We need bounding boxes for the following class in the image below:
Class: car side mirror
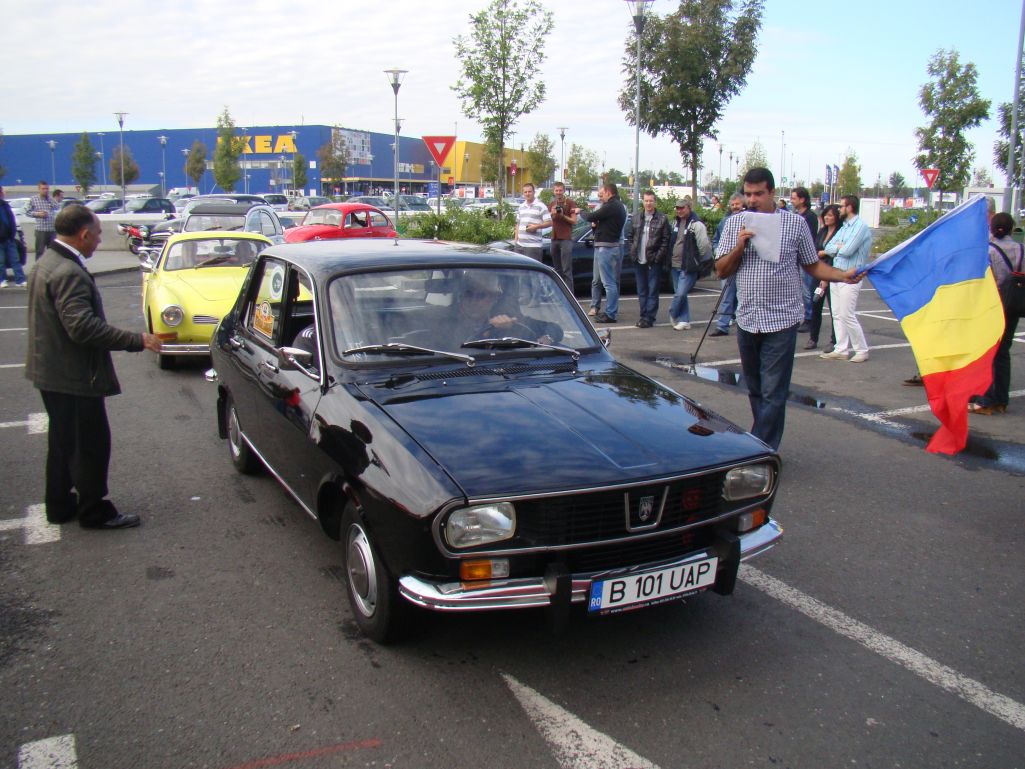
[278,346,317,378]
[597,328,611,348]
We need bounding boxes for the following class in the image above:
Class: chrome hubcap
[228,406,242,459]
[346,525,377,618]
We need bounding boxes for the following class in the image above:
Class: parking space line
[18,734,77,769]
[503,674,660,769]
[0,413,47,433]
[0,305,28,310]
[740,566,1025,732]
[0,363,26,369]
[1,327,28,332]
[0,504,59,545]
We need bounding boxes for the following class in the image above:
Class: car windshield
[162,238,267,271]
[328,267,595,363]
[302,209,344,227]
[184,214,246,232]
[399,196,430,210]
[263,195,287,205]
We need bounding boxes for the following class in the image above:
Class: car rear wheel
[226,394,260,474]
[341,503,411,644]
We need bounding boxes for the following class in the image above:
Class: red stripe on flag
[920,341,999,454]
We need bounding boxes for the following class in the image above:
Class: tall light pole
[557,126,568,185]
[46,140,57,185]
[181,148,189,188]
[718,144,723,196]
[97,132,106,190]
[384,67,407,245]
[157,135,168,197]
[114,111,128,205]
[625,0,654,224]
[240,129,249,194]
[289,130,298,194]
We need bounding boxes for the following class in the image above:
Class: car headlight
[161,305,184,327]
[445,502,516,549]
[723,464,774,501]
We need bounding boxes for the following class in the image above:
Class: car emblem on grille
[637,495,654,522]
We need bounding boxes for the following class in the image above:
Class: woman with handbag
[970,212,1023,415]
[805,204,841,350]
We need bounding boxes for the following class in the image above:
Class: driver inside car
[454,271,563,346]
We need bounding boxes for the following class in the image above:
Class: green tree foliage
[481,140,502,186]
[566,143,599,193]
[993,96,1024,184]
[620,0,763,202]
[317,127,350,193]
[971,166,993,187]
[71,132,97,196]
[837,150,861,196]
[109,145,139,187]
[914,49,990,198]
[605,168,629,185]
[888,171,907,197]
[738,141,768,180]
[809,180,824,199]
[213,107,242,192]
[403,208,513,243]
[292,153,308,191]
[525,133,556,187]
[186,141,207,188]
[452,0,553,201]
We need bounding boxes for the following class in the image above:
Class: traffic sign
[921,168,940,189]
[511,159,517,177]
[422,136,456,168]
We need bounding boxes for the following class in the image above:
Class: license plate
[587,556,718,613]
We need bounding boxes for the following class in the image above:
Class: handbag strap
[992,244,1025,276]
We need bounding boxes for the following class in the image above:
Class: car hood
[284,225,337,242]
[365,364,767,499]
[168,268,250,302]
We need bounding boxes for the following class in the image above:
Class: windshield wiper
[195,255,234,268]
[343,343,475,366]
[462,337,579,361]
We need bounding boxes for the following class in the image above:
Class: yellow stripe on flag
[900,270,1004,377]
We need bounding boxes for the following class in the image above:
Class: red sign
[447,176,454,185]
[511,159,517,177]
[422,135,456,167]
[921,168,940,189]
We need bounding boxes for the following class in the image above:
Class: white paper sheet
[742,212,781,264]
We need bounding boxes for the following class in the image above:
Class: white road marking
[18,734,77,769]
[0,362,26,369]
[0,305,28,309]
[503,673,660,769]
[0,504,60,544]
[0,413,47,433]
[0,327,28,332]
[740,566,1025,732]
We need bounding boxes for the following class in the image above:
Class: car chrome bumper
[160,344,211,356]
[398,519,782,612]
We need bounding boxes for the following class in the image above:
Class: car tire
[158,353,176,370]
[225,393,261,475]
[340,503,412,644]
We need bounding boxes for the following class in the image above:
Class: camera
[555,206,563,214]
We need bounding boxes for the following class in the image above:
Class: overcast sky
[2,0,1019,190]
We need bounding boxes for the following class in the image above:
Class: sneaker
[14,281,27,288]
[819,349,849,360]
[0,281,8,288]
[587,307,598,317]
[595,312,617,323]
[673,321,691,331]
[849,351,870,363]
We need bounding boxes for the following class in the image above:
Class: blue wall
[0,124,436,195]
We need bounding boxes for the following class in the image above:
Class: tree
[71,132,97,196]
[317,127,350,194]
[993,99,1025,186]
[809,180,824,199]
[109,145,139,187]
[481,139,502,186]
[971,166,993,187]
[914,49,990,202]
[186,141,207,189]
[619,0,763,202]
[836,150,861,196]
[525,133,556,187]
[213,107,242,192]
[292,153,308,191]
[452,0,554,201]
[566,143,599,193]
[605,168,628,185]
[738,141,768,180]
[888,171,906,197]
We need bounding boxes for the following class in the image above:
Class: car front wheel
[226,394,260,474]
[341,503,411,644]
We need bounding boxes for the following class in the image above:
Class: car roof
[257,238,546,281]
[187,202,259,215]
[308,202,384,213]
[166,231,272,246]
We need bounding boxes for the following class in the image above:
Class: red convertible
[283,203,396,243]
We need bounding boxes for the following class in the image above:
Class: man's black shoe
[796,321,810,333]
[804,339,818,350]
[636,318,653,328]
[709,328,728,337]
[595,313,617,323]
[80,512,141,530]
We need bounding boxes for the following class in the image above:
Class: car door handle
[229,336,243,349]
[260,360,279,374]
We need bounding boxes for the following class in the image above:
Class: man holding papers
[715,167,860,450]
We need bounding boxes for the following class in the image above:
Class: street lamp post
[718,144,723,196]
[158,135,168,197]
[384,67,408,245]
[240,129,249,194]
[625,0,654,224]
[97,132,106,191]
[557,126,568,185]
[46,140,57,185]
[289,130,298,195]
[114,111,128,205]
[181,148,189,188]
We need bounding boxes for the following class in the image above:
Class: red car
[283,203,396,243]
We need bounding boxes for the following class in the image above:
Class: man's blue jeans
[736,324,798,450]
[801,270,816,321]
[715,277,737,332]
[0,240,25,283]
[668,270,699,323]
[633,261,662,323]
[590,246,621,319]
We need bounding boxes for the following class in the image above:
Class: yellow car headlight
[161,305,184,327]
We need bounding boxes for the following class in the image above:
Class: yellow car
[142,231,271,369]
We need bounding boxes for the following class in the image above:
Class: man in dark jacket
[575,183,627,323]
[26,205,162,528]
[0,186,27,287]
[628,190,670,327]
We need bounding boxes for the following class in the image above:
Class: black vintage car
[208,240,782,642]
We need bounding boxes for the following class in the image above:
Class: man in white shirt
[514,183,548,262]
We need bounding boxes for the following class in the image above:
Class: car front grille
[192,315,220,325]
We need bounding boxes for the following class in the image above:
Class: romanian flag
[863,197,1004,454]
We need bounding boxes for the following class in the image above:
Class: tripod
[689,280,730,365]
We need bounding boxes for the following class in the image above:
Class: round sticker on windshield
[269,265,285,300]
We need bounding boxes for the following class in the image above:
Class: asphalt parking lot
[1,253,1023,769]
